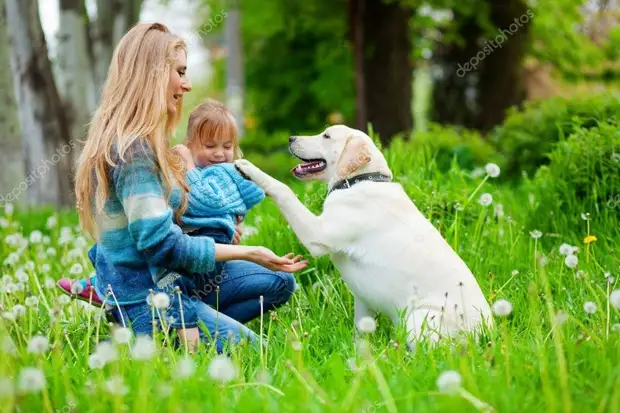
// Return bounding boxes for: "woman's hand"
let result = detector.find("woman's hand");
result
[173,144,195,170]
[247,247,308,273]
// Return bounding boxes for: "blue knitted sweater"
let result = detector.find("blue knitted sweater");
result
[89,140,264,305]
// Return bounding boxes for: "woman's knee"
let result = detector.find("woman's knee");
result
[270,271,297,307]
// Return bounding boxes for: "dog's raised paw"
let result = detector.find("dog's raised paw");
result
[234,159,254,180]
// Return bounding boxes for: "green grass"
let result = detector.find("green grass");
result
[0,143,619,413]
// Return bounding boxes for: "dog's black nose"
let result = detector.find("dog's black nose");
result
[289,136,297,143]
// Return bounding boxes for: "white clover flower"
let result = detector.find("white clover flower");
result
[4,203,14,217]
[610,290,620,310]
[12,305,26,318]
[69,263,83,275]
[131,335,156,360]
[25,296,39,307]
[583,301,597,314]
[29,231,42,244]
[485,163,500,178]
[112,327,132,345]
[18,367,46,393]
[88,354,105,370]
[151,292,170,309]
[564,255,578,269]
[357,316,377,334]
[27,335,50,355]
[478,193,493,207]
[46,216,57,229]
[530,230,542,239]
[492,299,513,317]
[436,370,462,394]
[104,376,128,395]
[208,355,237,383]
[175,356,196,379]
[95,341,118,363]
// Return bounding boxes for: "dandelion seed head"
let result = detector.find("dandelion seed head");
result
[478,193,493,207]
[2,311,16,321]
[158,383,173,397]
[565,255,578,269]
[255,369,272,384]
[511,270,519,276]
[88,354,105,370]
[208,355,237,383]
[44,277,55,289]
[95,341,118,363]
[492,299,513,317]
[175,356,196,379]
[57,295,71,306]
[12,304,26,318]
[17,367,46,393]
[485,163,500,178]
[46,216,57,229]
[610,289,620,310]
[436,370,462,394]
[27,336,49,355]
[2,337,17,355]
[112,327,132,344]
[104,376,128,395]
[131,336,156,360]
[29,231,42,244]
[151,292,170,309]
[559,243,577,256]
[70,282,84,295]
[530,230,542,239]
[357,316,377,333]
[583,301,597,314]
[69,263,83,275]
[554,311,569,326]
[41,264,51,274]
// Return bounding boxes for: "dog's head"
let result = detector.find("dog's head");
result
[289,125,392,186]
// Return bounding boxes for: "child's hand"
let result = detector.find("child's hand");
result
[173,144,195,170]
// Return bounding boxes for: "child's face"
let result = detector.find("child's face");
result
[192,138,235,167]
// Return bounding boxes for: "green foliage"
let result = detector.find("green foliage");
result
[490,94,620,181]
[531,120,620,229]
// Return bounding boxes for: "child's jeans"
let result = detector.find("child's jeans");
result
[108,260,297,353]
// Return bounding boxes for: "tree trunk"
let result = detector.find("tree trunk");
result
[0,0,25,206]
[6,0,74,207]
[93,0,142,96]
[225,1,245,137]
[348,0,367,131]
[58,0,96,159]
[362,0,414,145]
[431,0,531,132]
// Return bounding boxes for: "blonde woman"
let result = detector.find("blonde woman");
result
[73,22,306,351]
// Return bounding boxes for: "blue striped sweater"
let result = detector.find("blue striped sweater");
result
[90,140,264,305]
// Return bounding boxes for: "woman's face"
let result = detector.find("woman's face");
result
[167,50,192,115]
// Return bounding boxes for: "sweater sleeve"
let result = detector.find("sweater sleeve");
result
[112,144,216,274]
[185,167,246,216]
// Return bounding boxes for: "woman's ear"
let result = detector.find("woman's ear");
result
[334,134,371,179]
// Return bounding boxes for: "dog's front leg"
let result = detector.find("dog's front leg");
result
[235,159,330,257]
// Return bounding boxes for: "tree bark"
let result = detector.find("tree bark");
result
[348,0,367,131]
[6,0,74,207]
[361,0,414,145]
[58,0,96,158]
[431,0,531,132]
[0,0,25,206]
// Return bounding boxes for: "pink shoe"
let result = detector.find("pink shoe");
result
[57,278,104,307]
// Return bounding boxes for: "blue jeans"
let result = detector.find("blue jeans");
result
[109,260,296,353]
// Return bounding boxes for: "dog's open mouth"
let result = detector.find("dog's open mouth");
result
[291,157,327,178]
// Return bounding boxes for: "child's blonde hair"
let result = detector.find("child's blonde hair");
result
[185,99,243,159]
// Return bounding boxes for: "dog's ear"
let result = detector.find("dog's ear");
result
[335,134,371,179]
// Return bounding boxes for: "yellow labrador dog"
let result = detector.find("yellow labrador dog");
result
[235,125,493,348]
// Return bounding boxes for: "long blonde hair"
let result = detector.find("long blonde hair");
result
[185,98,243,160]
[75,22,189,240]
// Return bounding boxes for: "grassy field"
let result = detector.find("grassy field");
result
[0,139,619,413]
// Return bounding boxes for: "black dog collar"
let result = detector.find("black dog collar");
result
[328,172,392,195]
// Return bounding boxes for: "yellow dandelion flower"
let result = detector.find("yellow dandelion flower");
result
[584,235,597,244]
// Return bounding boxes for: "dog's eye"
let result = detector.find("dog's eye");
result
[323,133,330,139]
